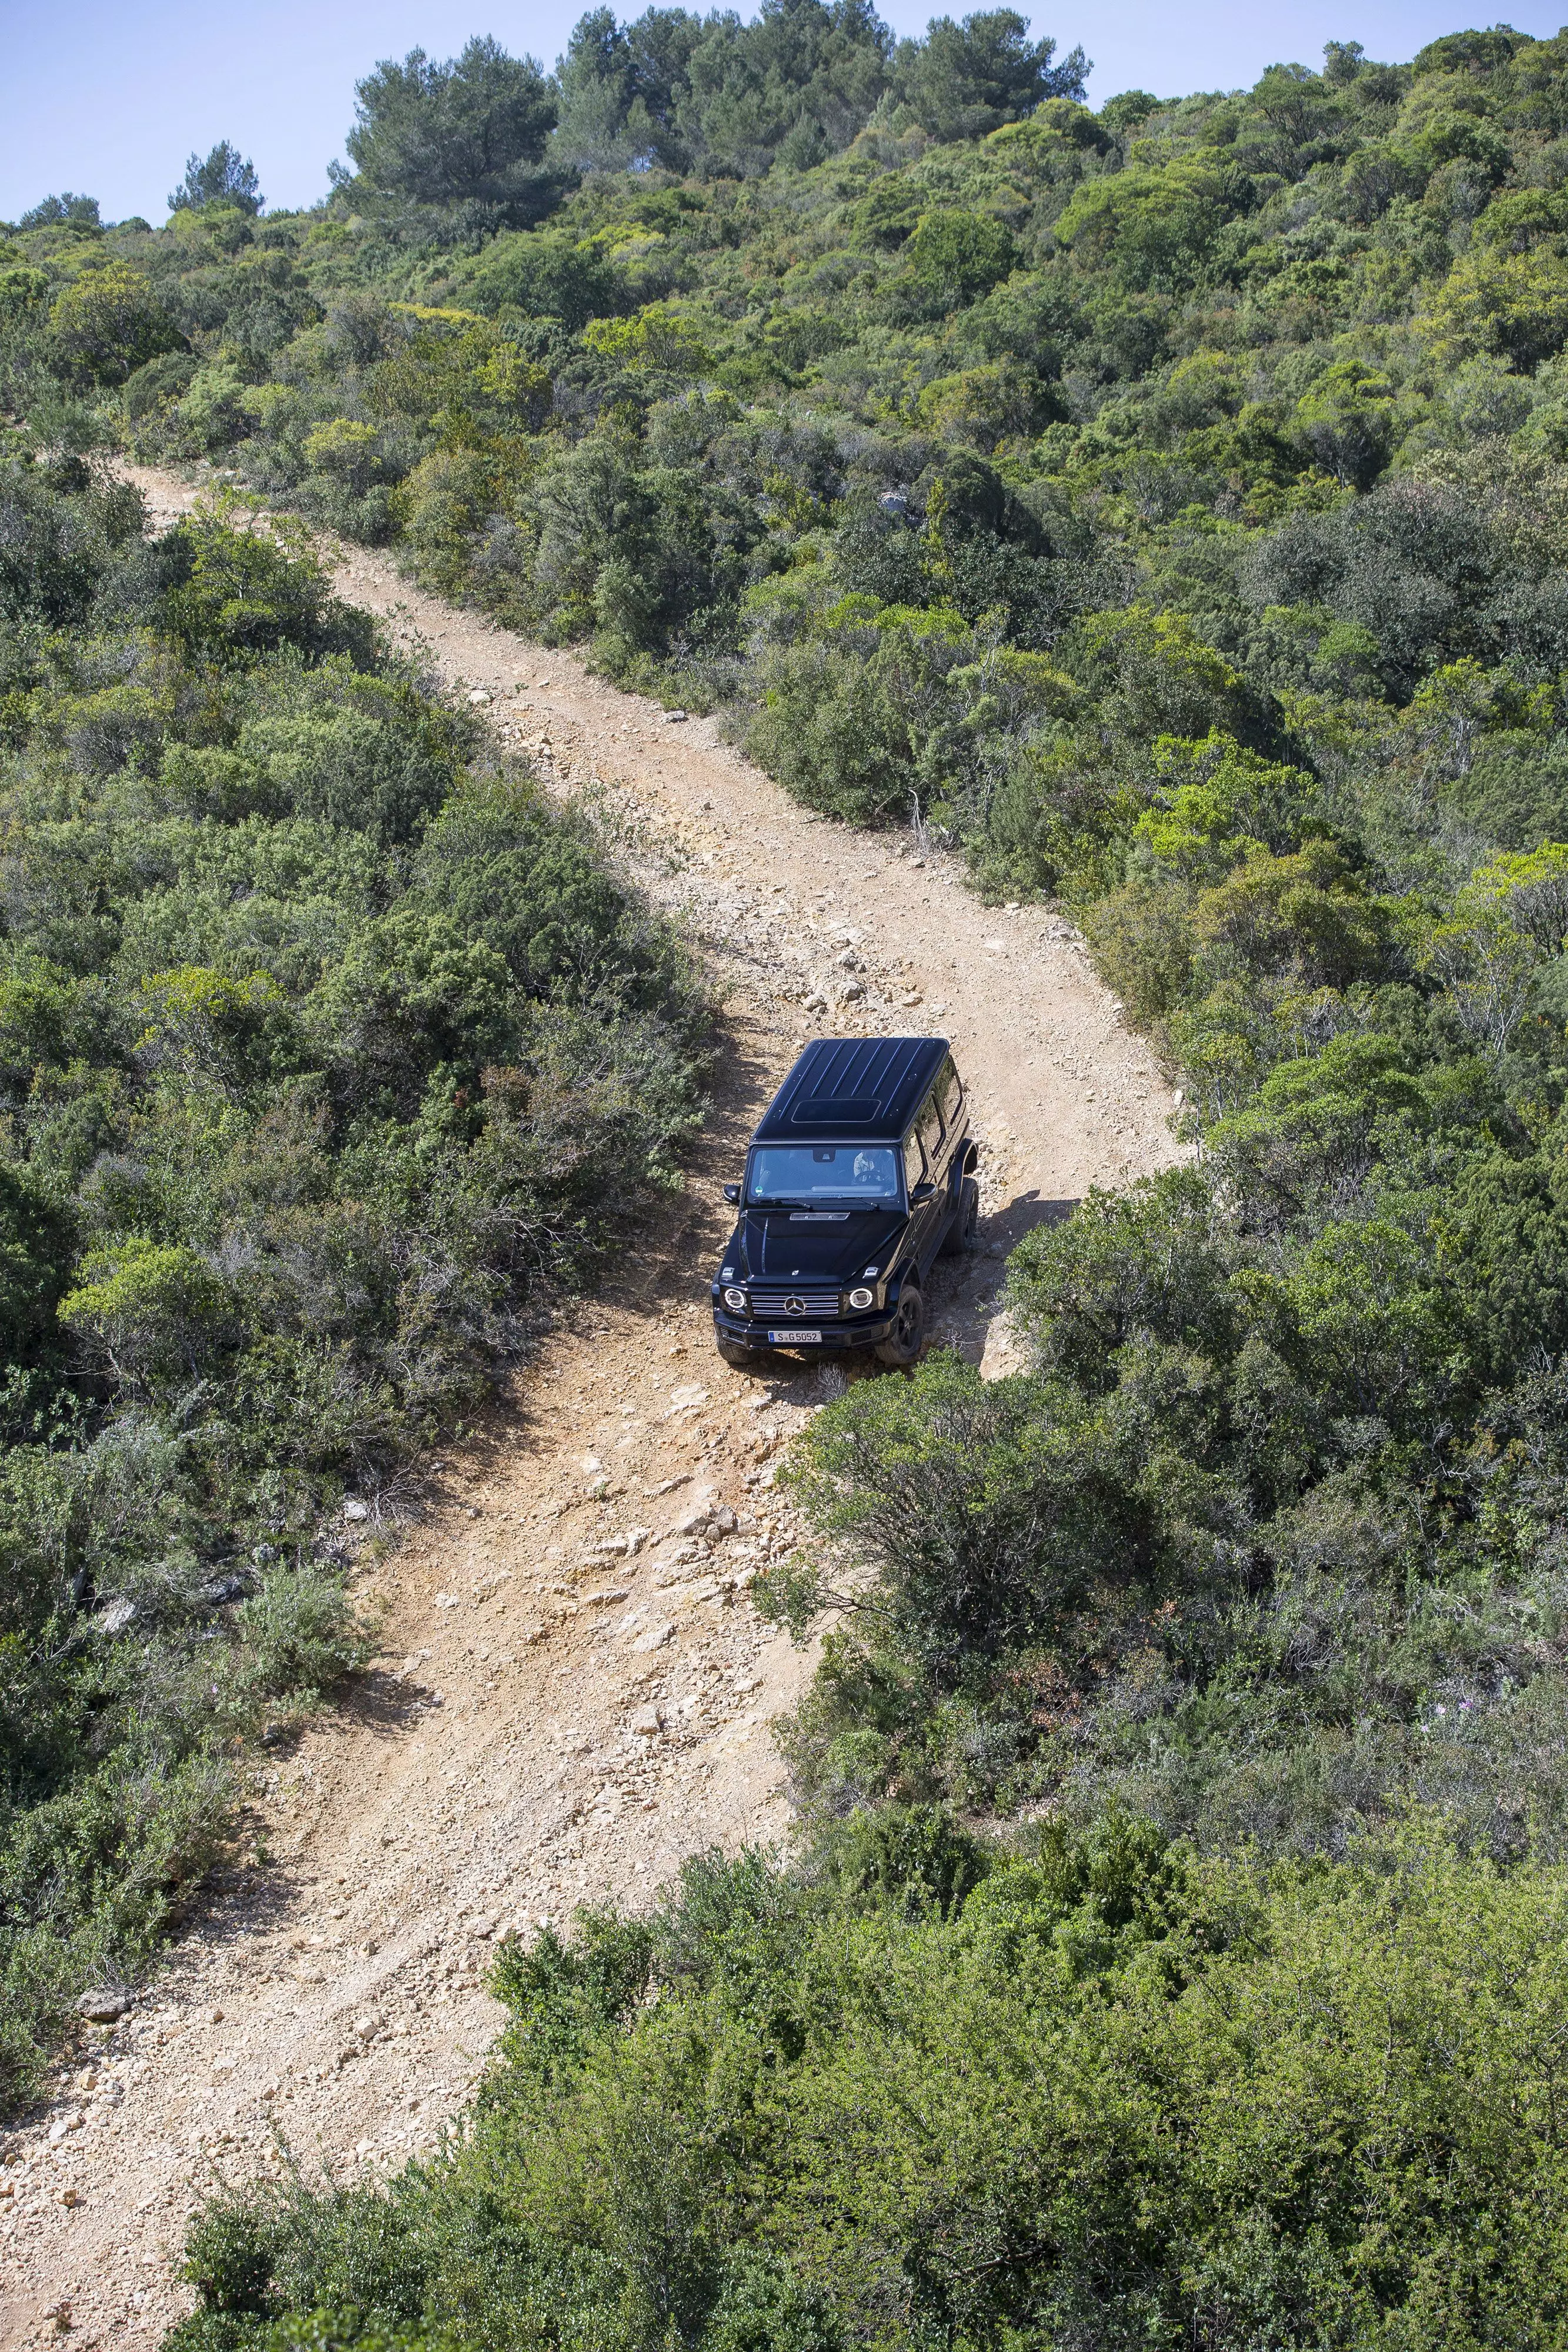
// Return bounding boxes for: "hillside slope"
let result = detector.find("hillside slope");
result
[0,469,1176,2350]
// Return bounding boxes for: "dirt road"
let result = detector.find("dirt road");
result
[0,467,1182,2347]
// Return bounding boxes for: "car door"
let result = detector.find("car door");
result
[935,1055,967,1217]
[899,1125,933,1283]
[909,1091,947,1275]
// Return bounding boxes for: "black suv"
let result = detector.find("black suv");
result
[711,1037,979,1369]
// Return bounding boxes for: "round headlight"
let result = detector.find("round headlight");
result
[722,1286,747,1312]
[848,1285,874,1310]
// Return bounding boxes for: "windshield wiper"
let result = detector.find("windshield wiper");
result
[752,1197,891,1208]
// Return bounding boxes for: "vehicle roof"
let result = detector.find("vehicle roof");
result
[751,1037,951,1143]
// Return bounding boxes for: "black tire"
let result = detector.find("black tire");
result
[716,1334,769,1372]
[940,1177,980,1257]
[874,1286,925,1368]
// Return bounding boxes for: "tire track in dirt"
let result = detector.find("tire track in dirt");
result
[0,465,1183,2347]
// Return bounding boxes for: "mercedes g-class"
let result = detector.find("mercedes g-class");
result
[711,1036,978,1369]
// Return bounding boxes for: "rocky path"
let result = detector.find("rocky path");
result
[0,467,1182,2348]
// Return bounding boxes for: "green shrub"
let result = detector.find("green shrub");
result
[48,261,182,384]
[159,507,372,666]
[228,1564,373,1709]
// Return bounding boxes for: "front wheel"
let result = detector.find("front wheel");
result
[940,1177,980,1257]
[716,1333,770,1372]
[874,1287,926,1368]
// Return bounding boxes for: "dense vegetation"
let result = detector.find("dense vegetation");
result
[173,1818,1568,2351]
[16,5,1568,2336]
[0,448,705,2105]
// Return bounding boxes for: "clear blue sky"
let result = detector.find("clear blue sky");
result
[5,0,1566,226]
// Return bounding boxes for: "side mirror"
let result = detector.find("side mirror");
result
[910,1181,936,1204]
[723,1182,741,1204]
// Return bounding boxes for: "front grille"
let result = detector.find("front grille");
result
[748,1288,841,1319]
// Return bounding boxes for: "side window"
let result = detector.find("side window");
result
[902,1130,924,1193]
[917,1092,944,1168]
[937,1058,963,1131]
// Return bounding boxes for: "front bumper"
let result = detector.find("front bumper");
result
[713,1307,895,1353]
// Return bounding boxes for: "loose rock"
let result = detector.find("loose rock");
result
[75,1990,130,2023]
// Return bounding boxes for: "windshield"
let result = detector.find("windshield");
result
[747,1144,901,1204]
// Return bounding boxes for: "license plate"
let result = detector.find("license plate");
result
[770,1328,823,1344]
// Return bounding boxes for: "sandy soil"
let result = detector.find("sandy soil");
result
[0,466,1183,2348]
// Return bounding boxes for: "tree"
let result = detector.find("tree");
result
[690,0,892,166]
[0,1165,70,1384]
[905,208,1019,307]
[1054,156,1229,292]
[15,193,101,233]
[168,141,262,216]
[48,262,182,385]
[1099,88,1161,131]
[345,36,559,216]
[553,0,892,176]
[894,10,1088,141]
[553,5,644,166]
[1423,843,1568,1055]
[552,5,705,169]
[462,225,623,326]
[1416,248,1568,373]
[1290,360,1401,489]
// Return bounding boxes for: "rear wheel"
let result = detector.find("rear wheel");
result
[874,1286,925,1368]
[716,1334,770,1372]
[940,1177,980,1257]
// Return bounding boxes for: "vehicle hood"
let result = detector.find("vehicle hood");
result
[727,1207,906,1284]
